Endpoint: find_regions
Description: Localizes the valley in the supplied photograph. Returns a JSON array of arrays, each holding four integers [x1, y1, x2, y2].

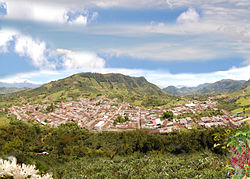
[[0, 73, 248, 134], [0, 72, 249, 178]]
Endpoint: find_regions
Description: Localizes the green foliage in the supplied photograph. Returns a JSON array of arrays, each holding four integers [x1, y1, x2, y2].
[[217, 99, 240, 112], [163, 79, 246, 95], [52, 152, 227, 179], [226, 130, 250, 178], [0, 87, 27, 94], [45, 103, 54, 113], [0, 119, 246, 178], [141, 95, 169, 107], [213, 128, 233, 154], [175, 109, 223, 119], [162, 111, 174, 121], [113, 115, 130, 125]]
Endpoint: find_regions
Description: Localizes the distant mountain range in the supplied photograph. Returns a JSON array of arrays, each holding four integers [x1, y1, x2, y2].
[[0, 87, 27, 94], [163, 79, 247, 95], [0, 82, 41, 89], [1, 73, 249, 101]]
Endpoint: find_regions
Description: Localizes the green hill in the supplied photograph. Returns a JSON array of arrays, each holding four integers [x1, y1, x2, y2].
[[197, 79, 246, 94], [0, 73, 169, 106], [163, 79, 246, 95], [214, 79, 250, 115]]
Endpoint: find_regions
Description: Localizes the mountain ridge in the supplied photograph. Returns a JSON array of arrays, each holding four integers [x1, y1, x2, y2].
[[0, 72, 168, 106], [163, 79, 247, 95]]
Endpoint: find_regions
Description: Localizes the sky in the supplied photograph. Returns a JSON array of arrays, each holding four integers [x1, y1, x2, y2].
[[0, 0, 250, 88]]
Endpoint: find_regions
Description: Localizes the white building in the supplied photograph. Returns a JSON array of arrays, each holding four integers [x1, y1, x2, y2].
[[94, 121, 105, 129]]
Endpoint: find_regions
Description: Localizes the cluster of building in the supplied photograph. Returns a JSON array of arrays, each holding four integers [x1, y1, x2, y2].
[[8, 97, 249, 133]]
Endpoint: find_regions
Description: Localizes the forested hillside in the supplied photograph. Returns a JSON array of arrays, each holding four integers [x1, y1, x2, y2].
[[0, 73, 174, 107], [163, 79, 246, 95]]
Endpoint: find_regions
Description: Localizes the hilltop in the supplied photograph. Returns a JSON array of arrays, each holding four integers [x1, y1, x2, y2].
[[0, 72, 170, 106], [163, 79, 246, 95]]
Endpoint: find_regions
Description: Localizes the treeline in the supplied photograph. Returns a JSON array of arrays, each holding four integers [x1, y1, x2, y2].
[[0, 119, 248, 177]]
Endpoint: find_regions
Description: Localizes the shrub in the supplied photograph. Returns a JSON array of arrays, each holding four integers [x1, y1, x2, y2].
[[226, 131, 250, 178]]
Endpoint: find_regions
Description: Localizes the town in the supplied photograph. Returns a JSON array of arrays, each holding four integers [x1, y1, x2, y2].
[[7, 97, 248, 133]]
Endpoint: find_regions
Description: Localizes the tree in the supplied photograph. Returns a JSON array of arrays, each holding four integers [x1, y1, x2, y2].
[[162, 111, 174, 121], [46, 103, 54, 113]]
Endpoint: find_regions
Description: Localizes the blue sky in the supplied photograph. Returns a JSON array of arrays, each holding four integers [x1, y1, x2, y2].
[[0, 0, 250, 87]]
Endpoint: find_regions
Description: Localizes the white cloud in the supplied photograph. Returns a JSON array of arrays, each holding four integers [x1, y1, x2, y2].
[[0, 70, 58, 84], [14, 35, 56, 69], [103, 42, 225, 61], [91, 12, 99, 21], [0, 1, 7, 15], [66, 10, 98, 25], [146, 65, 250, 87], [0, 29, 105, 70], [0, 29, 17, 52], [1, 0, 250, 10], [2, 0, 169, 9], [2, 1, 98, 25], [177, 7, 200, 24], [69, 15, 88, 25], [4, 1, 68, 23], [56, 48, 105, 69]]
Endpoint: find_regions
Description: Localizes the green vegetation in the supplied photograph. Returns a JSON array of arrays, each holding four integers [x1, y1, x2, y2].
[[45, 103, 55, 113], [52, 152, 227, 178], [226, 131, 250, 178], [0, 117, 249, 178], [0, 87, 27, 94], [0, 75, 249, 178], [175, 109, 223, 119], [215, 79, 250, 115], [217, 95, 250, 115], [161, 111, 174, 121], [217, 100, 240, 112], [113, 115, 130, 125], [163, 79, 246, 95]]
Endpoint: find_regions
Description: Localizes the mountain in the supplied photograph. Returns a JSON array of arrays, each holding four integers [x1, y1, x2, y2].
[[197, 79, 246, 94], [0, 82, 41, 88], [241, 79, 250, 90], [163, 79, 246, 95], [1, 73, 167, 105], [0, 87, 27, 94]]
